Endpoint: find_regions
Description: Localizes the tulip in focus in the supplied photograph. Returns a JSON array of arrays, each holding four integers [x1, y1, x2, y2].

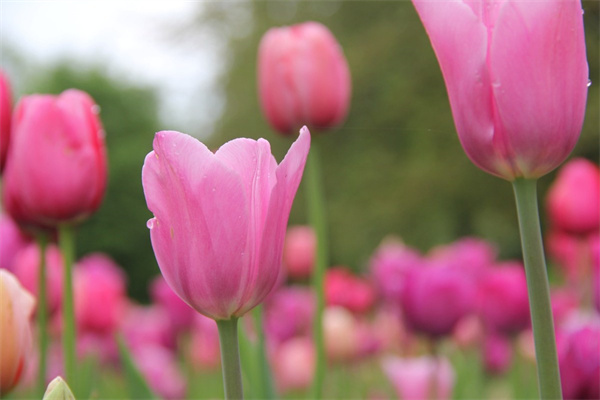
[[0, 270, 35, 395], [0, 69, 12, 172], [142, 127, 310, 320], [282, 226, 316, 280], [2, 89, 107, 229], [382, 356, 455, 400], [258, 22, 351, 135], [547, 158, 600, 235], [411, 0, 588, 179]]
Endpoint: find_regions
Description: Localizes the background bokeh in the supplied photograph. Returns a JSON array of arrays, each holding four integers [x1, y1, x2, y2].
[[2, 1, 598, 301]]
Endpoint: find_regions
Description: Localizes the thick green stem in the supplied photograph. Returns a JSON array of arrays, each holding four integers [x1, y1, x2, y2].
[[512, 178, 562, 399], [305, 140, 328, 400], [216, 318, 244, 400], [252, 306, 274, 399], [36, 234, 48, 395], [59, 224, 76, 386]]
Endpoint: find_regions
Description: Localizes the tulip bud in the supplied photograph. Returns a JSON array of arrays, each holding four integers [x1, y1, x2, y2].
[[0, 270, 35, 395], [42, 376, 75, 400], [2, 89, 107, 230], [0, 69, 13, 172], [258, 21, 351, 135]]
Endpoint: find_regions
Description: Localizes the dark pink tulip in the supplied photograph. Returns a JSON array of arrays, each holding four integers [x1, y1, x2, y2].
[[150, 275, 195, 334], [74, 254, 127, 335], [142, 128, 310, 320], [401, 263, 475, 337], [0, 214, 30, 272], [412, 0, 588, 180], [483, 334, 513, 375], [382, 356, 455, 400], [258, 22, 351, 135], [2, 90, 107, 229], [12, 243, 63, 314], [0, 69, 12, 172], [558, 324, 600, 400], [282, 225, 316, 280], [547, 158, 600, 235], [264, 286, 315, 345], [325, 267, 375, 314], [477, 262, 530, 335], [429, 237, 497, 277]]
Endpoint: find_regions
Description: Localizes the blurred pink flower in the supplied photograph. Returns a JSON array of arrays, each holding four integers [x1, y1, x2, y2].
[[323, 306, 359, 361], [483, 334, 513, 375], [190, 313, 220, 370], [150, 275, 195, 335], [325, 267, 375, 314], [551, 289, 581, 326], [558, 324, 600, 400], [282, 226, 316, 280], [121, 304, 175, 351], [429, 237, 496, 278], [382, 355, 455, 400], [258, 21, 351, 135], [452, 315, 483, 350], [264, 286, 315, 345], [547, 158, 600, 235], [142, 128, 310, 320], [271, 337, 315, 394], [133, 345, 187, 400], [0, 69, 13, 172], [0, 214, 30, 272]]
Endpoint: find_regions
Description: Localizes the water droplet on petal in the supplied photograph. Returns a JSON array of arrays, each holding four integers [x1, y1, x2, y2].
[[147, 219, 156, 229], [587, 79, 592, 87]]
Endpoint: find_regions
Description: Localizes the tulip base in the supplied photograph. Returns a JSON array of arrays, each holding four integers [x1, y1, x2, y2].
[[512, 178, 562, 399], [217, 318, 244, 400]]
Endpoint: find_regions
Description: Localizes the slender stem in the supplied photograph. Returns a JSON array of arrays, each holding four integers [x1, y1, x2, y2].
[[36, 234, 48, 395], [252, 305, 274, 399], [59, 224, 76, 387], [216, 318, 244, 400], [305, 139, 329, 399], [512, 178, 562, 400]]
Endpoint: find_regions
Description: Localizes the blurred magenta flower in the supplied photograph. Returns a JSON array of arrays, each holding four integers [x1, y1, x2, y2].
[[0, 270, 35, 396], [0, 214, 30, 272], [133, 345, 187, 400], [2, 90, 107, 229], [264, 286, 315, 345], [412, 0, 588, 179], [190, 314, 220, 370], [325, 267, 375, 314], [382, 356, 455, 400], [401, 262, 475, 337], [150, 275, 195, 334], [429, 237, 496, 277], [74, 254, 127, 335], [0, 69, 13, 172], [477, 262, 530, 335], [282, 225, 316, 280], [592, 234, 600, 312], [452, 315, 483, 350], [258, 21, 351, 135], [547, 158, 600, 235], [13, 243, 63, 315], [551, 289, 580, 326], [271, 337, 315, 394], [558, 324, 600, 400], [483, 334, 513, 375], [142, 127, 310, 320], [122, 304, 175, 351]]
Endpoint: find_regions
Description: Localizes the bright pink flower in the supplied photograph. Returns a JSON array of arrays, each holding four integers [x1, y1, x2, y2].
[[477, 262, 530, 335], [282, 225, 316, 279], [258, 21, 351, 135], [483, 334, 513, 375], [0, 270, 35, 396], [412, 0, 588, 180], [142, 128, 310, 320], [0, 214, 30, 272], [271, 337, 315, 394], [0, 70, 13, 172], [2, 90, 107, 229], [264, 286, 315, 345], [74, 254, 127, 335], [382, 356, 455, 400], [150, 275, 195, 334], [401, 263, 475, 337], [325, 267, 375, 314], [12, 243, 63, 314], [547, 158, 600, 235]]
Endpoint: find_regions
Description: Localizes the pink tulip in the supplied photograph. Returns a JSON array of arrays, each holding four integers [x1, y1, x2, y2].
[[547, 158, 600, 235], [382, 356, 455, 400], [133, 345, 187, 400], [592, 234, 600, 312], [0, 270, 35, 395], [271, 337, 315, 394], [477, 262, 530, 335], [74, 253, 127, 335], [142, 127, 310, 320], [401, 262, 475, 337], [264, 286, 315, 345], [429, 237, 496, 277], [258, 21, 351, 135], [558, 324, 600, 400], [2, 89, 107, 229], [122, 304, 175, 351], [12, 243, 63, 314], [282, 225, 316, 279], [0, 69, 12, 172], [412, 0, 588, 180], [325, 267, 375, 314], [150, 275, 195, 334], [483, 334, 513, 375], [0, 214, 30, 272]]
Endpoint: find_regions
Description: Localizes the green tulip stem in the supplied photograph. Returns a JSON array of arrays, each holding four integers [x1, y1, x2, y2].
[[252, 305, 275, 399], [305, 139, 329, 400], [36, 234, 49, 395], [216, 318, 244, 400], [512, 178, 562, 399], [59, 224, 76, 387]]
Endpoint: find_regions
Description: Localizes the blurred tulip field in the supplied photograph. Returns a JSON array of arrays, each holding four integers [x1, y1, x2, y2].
[[1, 1, 599, 400]]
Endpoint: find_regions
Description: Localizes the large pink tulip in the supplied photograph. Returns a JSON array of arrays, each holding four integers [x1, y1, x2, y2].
[[0, 270, 35, 395], [0, 69, 12, 172], [2, 90, 107, 229], [547, 158, 600, 235], [412, 0, 588, 180], [258, 22, 351, 135], [142, 127, 310, 320]]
